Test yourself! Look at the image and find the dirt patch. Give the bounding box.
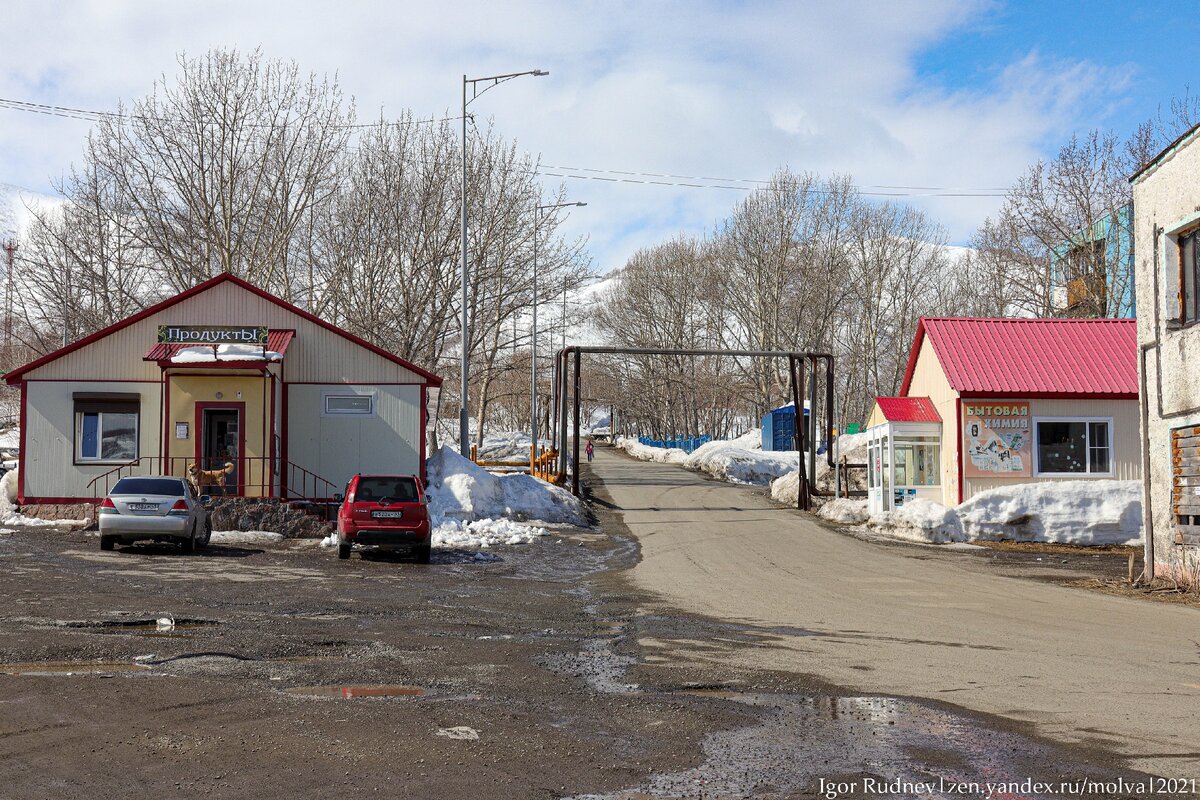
[973,540,1139,557]
[1068,577,1200,608]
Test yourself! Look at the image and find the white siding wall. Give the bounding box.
[286,384,421,493]
[23,380,161,500]
[905,338,960,505]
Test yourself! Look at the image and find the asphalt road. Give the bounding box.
[588,444,1200,781]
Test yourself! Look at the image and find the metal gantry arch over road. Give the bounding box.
[549,346,836,510]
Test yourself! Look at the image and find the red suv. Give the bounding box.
[336,474,431,563]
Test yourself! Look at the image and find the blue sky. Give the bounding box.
[1,1,1196,272]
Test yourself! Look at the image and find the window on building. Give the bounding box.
[74,393,140,463]
[894,441,941,487]
[323,393,374,415]
[1180,228,1200,325]
[1035,418,1111,475]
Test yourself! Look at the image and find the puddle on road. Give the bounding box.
[572,690,1149,800]
[284,684,425,699]
[0,660,151,676]
[58,617,220,635]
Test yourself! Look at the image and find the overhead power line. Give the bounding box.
[0,94,1012,198]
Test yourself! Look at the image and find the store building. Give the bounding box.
[865,317,1140,513]
[1130,119,1200,582]
[4,273,441,504]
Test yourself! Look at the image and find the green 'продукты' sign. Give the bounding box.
[157,325,268,345]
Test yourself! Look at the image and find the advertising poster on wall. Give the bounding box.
[963,401,1031,478]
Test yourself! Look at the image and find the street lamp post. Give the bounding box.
[460,68,548,456]
[532,201,586,450]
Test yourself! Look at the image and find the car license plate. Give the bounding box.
[371,510,403,519]
[128,502,159,511]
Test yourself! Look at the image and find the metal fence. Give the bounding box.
[637,435,713,454]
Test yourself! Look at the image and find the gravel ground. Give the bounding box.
[0,511,1176,799]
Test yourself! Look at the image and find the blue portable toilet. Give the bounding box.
[761,403,809,451]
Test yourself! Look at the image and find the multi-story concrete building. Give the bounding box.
[1131,121,1200,583]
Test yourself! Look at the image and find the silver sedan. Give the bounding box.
[98,476,212,553]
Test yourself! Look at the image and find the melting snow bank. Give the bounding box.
[0,469,86,528]
[210,530,284,545]
[813,480,1143,546]
[616,431,798,486]
[432,519,549,548]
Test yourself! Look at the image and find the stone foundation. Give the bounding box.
[19,504,95,527]
[207,497,333,539]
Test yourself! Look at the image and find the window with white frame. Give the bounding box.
[74,394,140,463]
[1034,418,1111,475]
[323,393,374,416]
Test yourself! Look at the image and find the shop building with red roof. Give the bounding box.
[865,316,1140,513]
[4,273,441,506]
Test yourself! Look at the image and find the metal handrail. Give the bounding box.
[85,456,338,501]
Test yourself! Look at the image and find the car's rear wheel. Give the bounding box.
[414,544,431,564]
[100,536,115,551]
[181,532,196,553]
[338,543,352,560]
[198,517,212,549]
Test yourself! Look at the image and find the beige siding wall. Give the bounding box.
[23,380,161,500]
[963,398,1141,501]
[22,281,430,384]
[286,384,422,492]
[904,337,960,505]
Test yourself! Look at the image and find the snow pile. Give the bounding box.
[615,437,688,464]
[770,432,871,504]
[474,431,554,462]
[815,480,1142,547]
[425,447,585,527]
[684,439,797,485]
[0,469,85,527]
[956,480,1142,546]
[867,499,966,544]
[432,518,549,548]
[209,530,284,545]
[171,344,283,363]
[816,497,870,525]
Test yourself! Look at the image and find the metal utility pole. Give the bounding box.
[531,201,585,448]
[459,68,548,456]
[2,240,14,367]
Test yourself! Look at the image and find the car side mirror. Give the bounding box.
[200,495,212,505]
[333,492,344,503]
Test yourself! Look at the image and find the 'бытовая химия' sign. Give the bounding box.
[157,325,268,345]
[963,401,1031,478]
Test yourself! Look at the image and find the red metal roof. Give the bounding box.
[900,317,1138,397]
[875,396,942,423]
[143,330,296,363]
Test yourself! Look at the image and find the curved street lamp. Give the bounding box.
[459,69,549,456]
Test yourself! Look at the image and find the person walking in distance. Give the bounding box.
[586,439,595,463]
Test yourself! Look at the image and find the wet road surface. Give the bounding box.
[0,488,1190,798]
[587,444,1200,786]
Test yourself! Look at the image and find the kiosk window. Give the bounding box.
[324,394,373,415]
[1035,418,1110,475]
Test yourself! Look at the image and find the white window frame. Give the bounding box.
[75,410,140,464]
[321,391,376,417]
[1032,415,1114,477]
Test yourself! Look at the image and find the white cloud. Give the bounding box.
[0,0,1132,270]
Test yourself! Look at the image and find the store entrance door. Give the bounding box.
[197,404,244,496]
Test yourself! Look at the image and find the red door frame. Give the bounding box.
[194,401,247,497]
